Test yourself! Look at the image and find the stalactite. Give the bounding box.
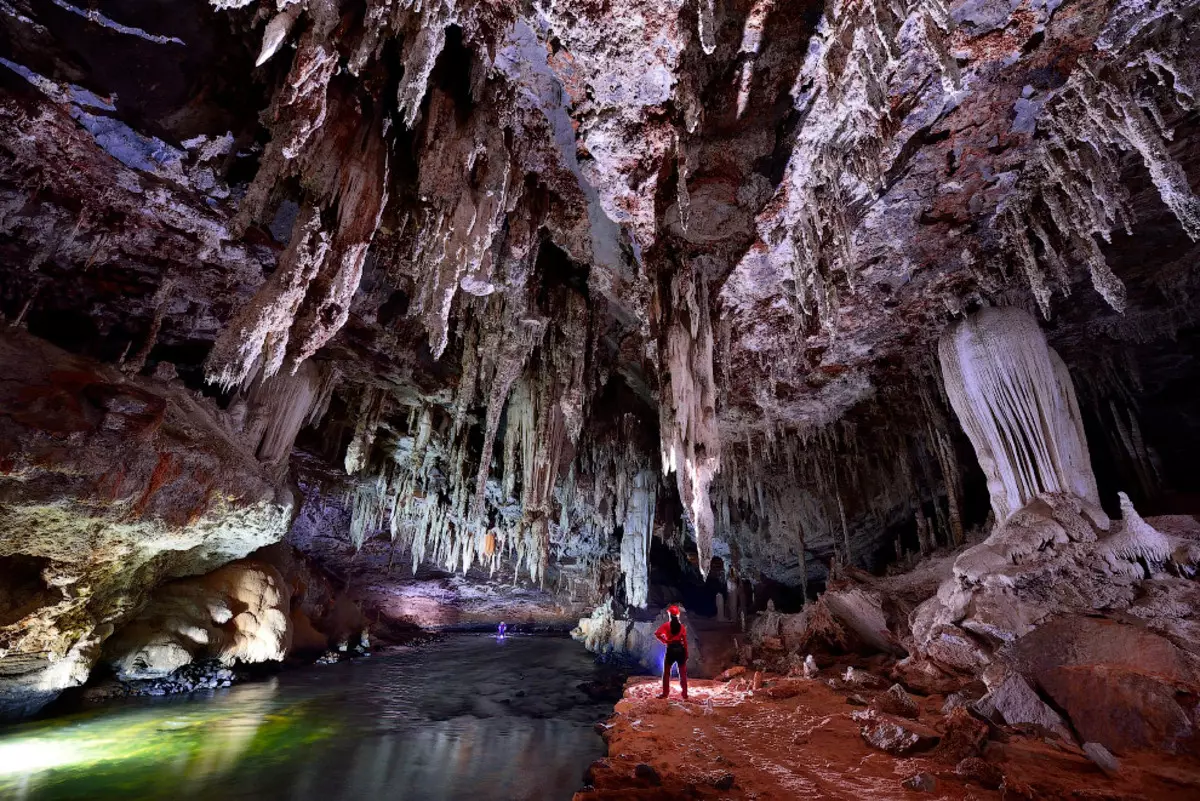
[350,472,390,551]
[205,204,329,390]
[256,5,303,67]
[242,359,327,465]
[996,8,1200,315]
[122,277,175,376]
[659,264,721,578]
[344,387,388,475]
[938,306,1100,522]
[395,2,456,127]
[468,307,546,518]
[773,0,957,324]
[697,0,717,55]
[408,95,514,359]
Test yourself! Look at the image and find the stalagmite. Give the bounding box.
[1102,492,1172,574]
[938,306,1099,521]
[619,469,657,608]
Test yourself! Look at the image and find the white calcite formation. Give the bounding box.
[939,307,1099,522]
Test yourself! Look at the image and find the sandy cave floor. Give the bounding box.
[573,675,1200,800]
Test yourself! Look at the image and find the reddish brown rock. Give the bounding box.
[870,683,921,719]
[1040,664,1199,755]
[955,756,1004,789]
[935,706,990,763]
[0,332,292,719]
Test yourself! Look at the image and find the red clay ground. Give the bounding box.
[574,675,1200,800]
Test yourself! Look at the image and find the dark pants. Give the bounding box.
[661,643,688,698]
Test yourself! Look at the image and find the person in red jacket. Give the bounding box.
[654,604,688,700]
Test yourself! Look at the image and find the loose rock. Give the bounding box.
[1083,742,1121,776]
[901,772,938,792]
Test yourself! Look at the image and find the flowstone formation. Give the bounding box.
[0,0,1199,754]
[939,306,1099,521]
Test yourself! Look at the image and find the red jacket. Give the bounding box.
[655,621,688,648]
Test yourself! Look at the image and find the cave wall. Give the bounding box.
[0,0,1198,714]
[0,331,293,718]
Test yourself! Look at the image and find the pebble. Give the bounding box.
[901,772,937,792]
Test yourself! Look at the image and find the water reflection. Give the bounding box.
[0,636,613,801]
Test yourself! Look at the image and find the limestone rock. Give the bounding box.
[104,559,293,680]
[854,709,941,755]
[824,588,905,656]
[973,673,1074,743]
[1082,742,1121,776]
[1041,665,1198,755]
[719,665,747,681]
[0,333,292,719]
[572,601,703,676]
[935,707,990,764]
[955,757,1003,789]
[1009,616,1200,754]
[871,684,920,719]
[901,772,937,792]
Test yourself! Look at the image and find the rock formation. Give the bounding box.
[0,2,1199,781]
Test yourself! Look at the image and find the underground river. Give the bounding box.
[0,635,620,801]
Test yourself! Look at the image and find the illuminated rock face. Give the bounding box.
[0,0,1199,722]
[0,333,293,719]
[103,560,295,681]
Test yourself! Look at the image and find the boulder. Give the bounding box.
[825,588,906,656]
[1008,616,1199,688]
[973,673,1073,743]
[1082,742,1121,776]
[1040,665,1198,755]
[934,706,989,763]
[1008,616,1200,754]
[719,665,747,681]
[922,624,991,673]
[871,684,920,719]
[854,709,941,755]
[955,757,1003,789]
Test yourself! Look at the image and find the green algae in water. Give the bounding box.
[0,637,615,801]
[0,681,338,800]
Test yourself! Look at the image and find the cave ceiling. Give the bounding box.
[2,0,1198,585]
